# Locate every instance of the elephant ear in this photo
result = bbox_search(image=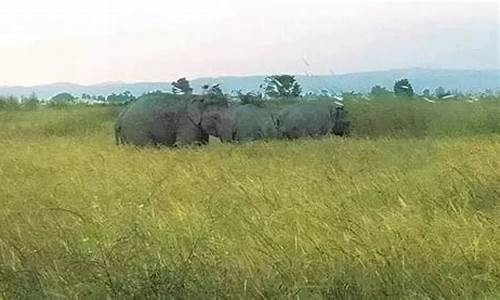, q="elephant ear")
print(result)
[187,98,204,125]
